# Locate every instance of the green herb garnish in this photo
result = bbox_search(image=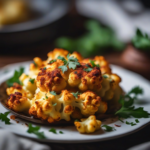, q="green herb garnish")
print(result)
[135,119,139,123]
[6,67,24,87]
[53,103,57,106]
[90,60,100,68]
[59,131,63,134]
[115,86,149,118]
[102,125,115,132]
[132,28,150,52]
[43,67,47,70]
[72,91,82,98]
[74,119,80,122]
[33,62,38,67]
[118,118,124,123]
[55,20,124,57]
[84,67,93,72]
[27,123,46,139]
[29,78,35,84]
[45,94,48,99]
[50,91,57,96]
[0,112,11,124]
[49,128,57,134]
[126,121,136,126]
[103,75,108,79]
[49,59,56,64]
[57,54,80,73]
